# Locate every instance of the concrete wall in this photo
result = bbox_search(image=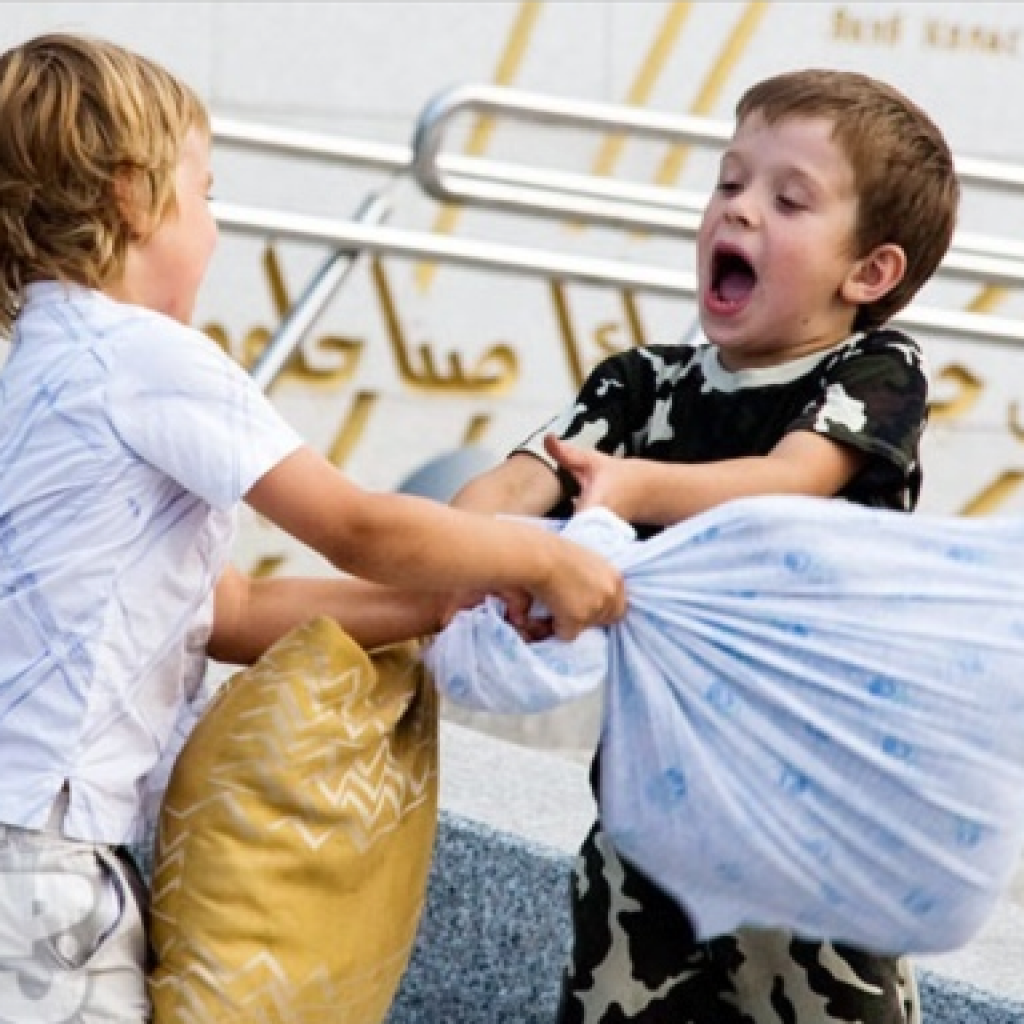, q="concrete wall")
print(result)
[3,4,1024,525]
